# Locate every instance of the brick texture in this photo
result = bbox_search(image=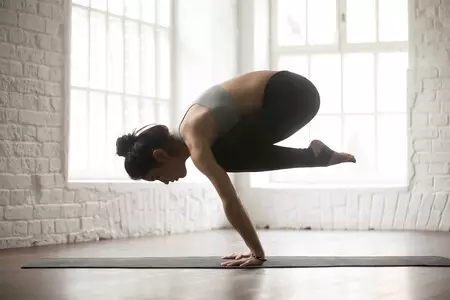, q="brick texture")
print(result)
[0,0,225,249]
